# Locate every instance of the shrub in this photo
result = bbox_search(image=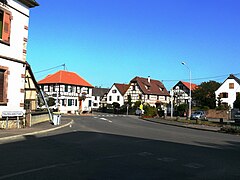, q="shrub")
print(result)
[143,104,157,117]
